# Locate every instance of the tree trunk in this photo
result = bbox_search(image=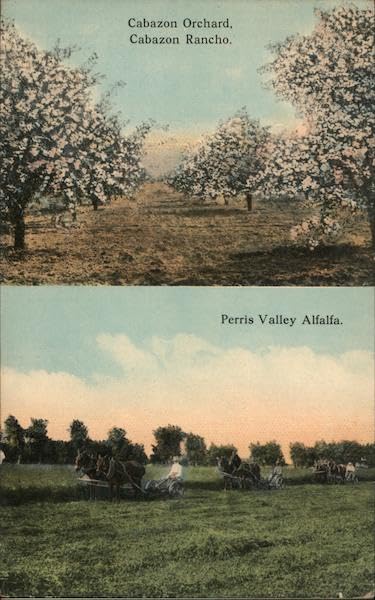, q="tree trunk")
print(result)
[246,193,253,212]
[13,207,26,250]
[92,199,99,211]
